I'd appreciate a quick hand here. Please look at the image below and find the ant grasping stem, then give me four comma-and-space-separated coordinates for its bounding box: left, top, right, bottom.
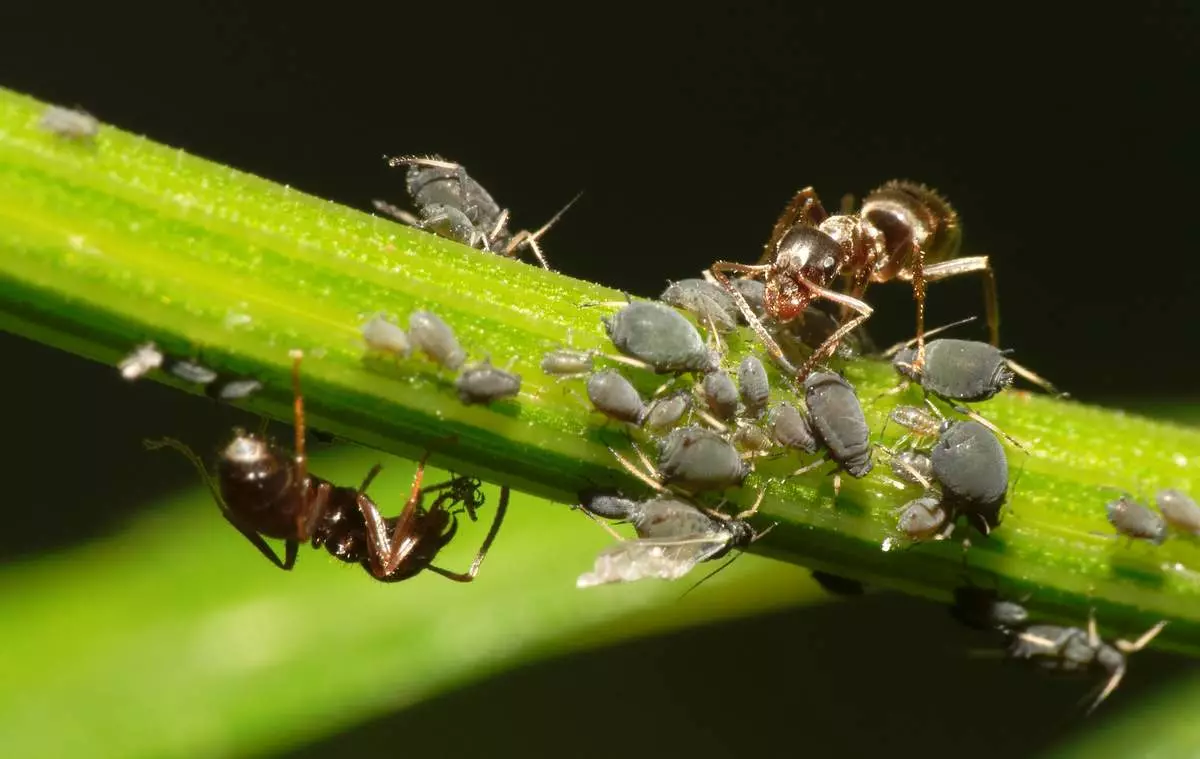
145, 350, 508, 583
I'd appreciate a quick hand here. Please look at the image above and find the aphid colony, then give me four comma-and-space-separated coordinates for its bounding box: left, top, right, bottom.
113, 166, 1187, 717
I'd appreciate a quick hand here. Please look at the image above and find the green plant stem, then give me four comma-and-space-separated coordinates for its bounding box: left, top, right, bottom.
2, 86, 1200, 651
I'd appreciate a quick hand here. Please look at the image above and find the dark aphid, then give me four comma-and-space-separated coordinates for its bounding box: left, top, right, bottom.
660, 278, 738, 333
768, 402, 818, 454
212, 378, 263, 400
146, 350, 508, 583
361, 314, 412, 358
731, 423, 774, 454
586, 370, 647, 425
576, 489, 639, 521
166, 359, 219, 386
891, 449, 934, 486
118, 342, 163, 381
602, 301, 717, 374
576, 494, 759, 587
1009, 612, 1167, 714
737, 356, 770, 419
774, 306, 862, 361
643, 392, 692, 433
701, 371, 739, 421
541, 348, 595, 377
893, 338, 1058, 402
930, 420, 1009, 535
408, 310, 466, 371
803, 371, 872, 477
810, 570, 866, 596
896, 495, 951, 541
1158, 488, 1200, 536
950, 585, 1029, 633
455, 359, 522, 405
38, 105, 99, 142
1105, 495, 1167, 545
656, 425, 751, 492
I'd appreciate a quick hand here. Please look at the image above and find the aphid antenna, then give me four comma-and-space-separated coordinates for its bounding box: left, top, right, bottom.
574, 502, 627, 541
880, 316, 980, 358
384, 153, 457, 170
1004, 356, 1064, 397
371, 199, 421, 226
948, 403, 1033, 454
506, 190, 584, 264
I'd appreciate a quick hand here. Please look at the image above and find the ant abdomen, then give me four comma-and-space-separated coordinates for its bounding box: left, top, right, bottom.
216, 433, 306, 539
861, 180, 962, 271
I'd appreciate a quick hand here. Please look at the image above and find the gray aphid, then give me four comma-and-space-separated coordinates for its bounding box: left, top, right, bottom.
1157, 488, 1200, 535
737, 356, 770, 418
803, 372, 872, 477
602, 301, 717, 374
216, 379, 263, 400
657, 425, 750, 492
38, 105, 99, 142
701, 371, 739, 421
643, 392, 691, 433
768, 402, 818, 454
732, 423, 774, 453
660, 278, 738, 332
893, 339, 1014, 403
408, 310, 466, 371
1106, 495, 1167, 545
168, 360, 219, 385
586, 370, 646, 424
896, 496, 950, 541
541, 348, 594, 376
455, 359, 522, 405
930, 420, 1008, 532
361, 315, 412, 357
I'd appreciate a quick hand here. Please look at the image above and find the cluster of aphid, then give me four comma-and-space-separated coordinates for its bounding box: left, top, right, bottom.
79, 137, 1178, 715
118, 341, 263, 400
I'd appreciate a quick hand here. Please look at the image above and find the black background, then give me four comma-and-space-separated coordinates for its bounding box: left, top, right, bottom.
1, 3, 1197, 757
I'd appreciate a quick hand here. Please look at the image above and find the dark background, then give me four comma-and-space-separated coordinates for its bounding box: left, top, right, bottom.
1, 3, 1197, 758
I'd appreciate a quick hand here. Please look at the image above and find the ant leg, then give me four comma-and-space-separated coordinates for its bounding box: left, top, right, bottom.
909, 245, 929, 368
1115, 620, 1169, 653
356, 453, 432, 578
144, 436, 300, 570
709, 261, 800, 377
287, 349, 315, 538
761, 187, 830, 263
916, 256, 1000, 347
796, 282, 874, 379
428, 485, 511, 582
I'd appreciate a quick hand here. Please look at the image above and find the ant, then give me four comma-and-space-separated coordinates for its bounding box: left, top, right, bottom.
145, 350, 508, 583
709, 180, 998, 379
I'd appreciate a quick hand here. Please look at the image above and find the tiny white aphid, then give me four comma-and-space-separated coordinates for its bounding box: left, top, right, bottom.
361, 314, 411, 357
118, 342, 163, 381
37, 105, 99, 142
217, 379, 263, 400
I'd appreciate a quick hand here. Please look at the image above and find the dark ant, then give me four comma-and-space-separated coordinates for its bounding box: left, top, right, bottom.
145, 350, 508, 583
709, 180, 998, 379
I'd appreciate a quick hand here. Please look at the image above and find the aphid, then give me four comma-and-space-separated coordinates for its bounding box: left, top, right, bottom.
1009, 611, 1167, 714
767, 402, 818, 454
891, 338, 1058, 402
540, 348, 596, 378
890, 449, 934, 487
710, 181, 998, 378
886, 404, 942, 446
361, 314, 412, 358
455, 358, 522, 405
575, 493, 761, 587
801, 371, 872, 478
659, 278, 738, 333
118, 342, 163, 381
810, 570, 866, 596
377, 155, 577, 270
731, 423, 774, 454
1105, 495, 1167, 545
701, 371, 739, 421
643, 392, 692, 433
145, 351, 508, 582
212, 378, 263, 400
950, 585, 1029, 634
1157, 488, 1200, 536
896, 496, 951, 541
37, 105, 99, 142
601, 301, 717, 374
655, 426, 752, 493
166, 359, 219, 386
737, 356, 770, 419
408, 310, 466, 371
929, 420, 1010, 535
586, 370, 647, 425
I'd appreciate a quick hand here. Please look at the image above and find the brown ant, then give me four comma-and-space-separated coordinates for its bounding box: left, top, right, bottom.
145, 350, 508, 583
709, 180, 998, 379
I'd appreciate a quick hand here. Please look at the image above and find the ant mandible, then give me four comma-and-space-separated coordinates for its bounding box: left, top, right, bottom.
146, 350, 508, 583
709, 181, 998, 378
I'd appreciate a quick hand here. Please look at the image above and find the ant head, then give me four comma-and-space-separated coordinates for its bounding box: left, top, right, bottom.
216, 429, 293, 505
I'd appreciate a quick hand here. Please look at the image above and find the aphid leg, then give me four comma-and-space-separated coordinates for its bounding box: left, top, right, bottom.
371, 199, 421, 226
950, 404, 1032, 453
430, 485, 511, 582
576, 505, 627, 541
885, 446, 934, 490
791, 456, 830, 477
916, 255, 1000, 347
707, 489, 766, 521
796, 283, 874, 380
880, 316, 979, 358
1005, 357, 1063, 397
1085, 667, 1125, 715
143, 436, 300, 570
693, 406, 729, 433
1115, 620, 1169, 653
832, 473, 843, 499
709, 262, 800, 377
608, 446, 667, 492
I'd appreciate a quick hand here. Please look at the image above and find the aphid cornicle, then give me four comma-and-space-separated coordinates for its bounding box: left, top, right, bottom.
146, 351, 508, 584
602, 301, 717, 374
